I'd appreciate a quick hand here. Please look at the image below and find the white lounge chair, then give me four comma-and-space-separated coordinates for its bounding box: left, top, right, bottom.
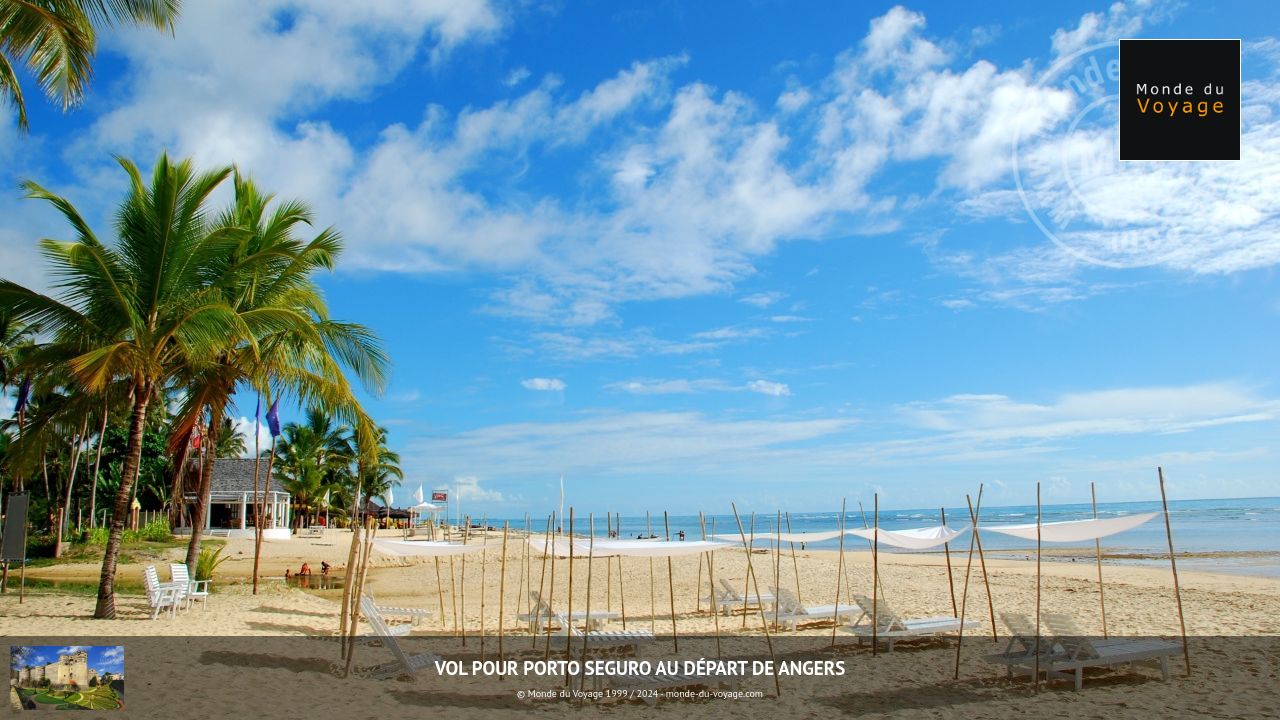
711, 578, 775, 616
985, 612, 1065, 671
1028, 613, 1182, 690
142, 565, 182, 619
844, 593, 980, 651
519, 591, 619, 633
550, 611, 655, 653
354, 595, 441, 680
169, 562, 210, 609
366, 590, 432, 626
768, 586, 860, 631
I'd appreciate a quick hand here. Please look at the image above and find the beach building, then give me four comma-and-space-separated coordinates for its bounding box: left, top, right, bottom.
13, 650, 97, 690
176, 458, 292, 540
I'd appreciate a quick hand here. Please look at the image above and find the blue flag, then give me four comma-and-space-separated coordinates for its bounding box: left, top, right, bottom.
14, 376, 31, 416
266, 399, 281, 438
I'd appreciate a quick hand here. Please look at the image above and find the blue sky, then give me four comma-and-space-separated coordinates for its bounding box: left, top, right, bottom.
10, 645, 124, 677
2, 1, 1278, 515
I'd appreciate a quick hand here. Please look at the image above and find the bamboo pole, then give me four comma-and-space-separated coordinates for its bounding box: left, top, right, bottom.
461, 515, 469, 646
1159, 467, 1192, 676
580, 514, 595, 691
871, 494, 879, 656
537, 514, 552, 653
743, 513, 757, 630
606, 512, 613, 612
969, 485, 997, 640
773, 510, 782, 631
617, 551, 627, 629
954, 492, 979, 680
695, 516, 704, 613
543, 512, 557, 660
857, 502, 888, 600
1091, 482, 1108, 638
1035, 482, 1042, 692
449, 554, 458, 636
663, 511, 678, 650
646, 511, 656, 634
700, 512, 721, 658
480, 516, 488, 659
433, 554, 446, 631
566, 507, 575, 675
731, 502, 781, 698
500, 521, 509, 671
941, 506, 957, 617
831, 499, 848, 647
785, 512, 802, 606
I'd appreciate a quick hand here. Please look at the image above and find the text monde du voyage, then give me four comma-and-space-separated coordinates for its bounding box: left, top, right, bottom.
1134, 82, 1230, 118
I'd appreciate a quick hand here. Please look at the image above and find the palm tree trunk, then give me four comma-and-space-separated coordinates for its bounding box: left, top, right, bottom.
88, 396, 108, 528
93, 379, 152, 619
185, 408, 222, 569
251, 436, 278, 592
55, 416, 90, 557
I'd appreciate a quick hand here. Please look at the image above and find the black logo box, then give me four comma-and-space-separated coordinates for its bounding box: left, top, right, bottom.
1119, 39, 1241, 161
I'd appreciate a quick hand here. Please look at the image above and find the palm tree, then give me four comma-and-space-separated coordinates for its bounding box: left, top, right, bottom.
213, 416, 244, 458
273, 407, 354, 528
172, 173, 387, 569
0, 153, 245, 618
0, 0, 179, 131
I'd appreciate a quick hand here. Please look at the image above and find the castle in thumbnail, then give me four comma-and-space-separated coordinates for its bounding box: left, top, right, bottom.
11, 650, 99, 689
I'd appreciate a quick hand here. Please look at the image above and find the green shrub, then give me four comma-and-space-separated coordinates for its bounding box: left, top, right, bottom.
194, 545, 228, 582
132, 517, 172, 542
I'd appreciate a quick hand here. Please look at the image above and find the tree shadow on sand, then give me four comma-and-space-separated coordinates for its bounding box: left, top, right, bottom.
199, 650, 336, 676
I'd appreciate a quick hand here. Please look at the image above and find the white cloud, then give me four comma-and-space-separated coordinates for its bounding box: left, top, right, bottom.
230, 415, 272, 457
521, 377, 566, 391
739, 291, 786, 307
454, 475, 505, 502
1050, 0, 1171, 59
746, 380, 791, 397
503, 66, 531, 87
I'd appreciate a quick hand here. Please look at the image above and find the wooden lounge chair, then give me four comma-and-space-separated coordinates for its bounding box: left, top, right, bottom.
142, 565, 183, 619
1029, 613, 1182, 690
519, 591, 619, 633
354, 595, 441, 680
768, 586, 860, 631
550, 611, 655, 652
366, 590, 432, 626
710, 578, 775, 616
844, 593, 980, 650
169, 562, 210, 610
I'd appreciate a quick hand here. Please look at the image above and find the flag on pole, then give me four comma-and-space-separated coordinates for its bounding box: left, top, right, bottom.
414, 485, 424, 504
323, 489, 331, 508
384, 487, 394, 508
265, 399, 281, 437
14, 376, 31, 416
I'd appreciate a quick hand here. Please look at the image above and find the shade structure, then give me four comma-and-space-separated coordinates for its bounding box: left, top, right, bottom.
845, 524, 970, 550
712, 529, 847, 544
372, 539, 486, 557
529, 537, 730, 558
984, 512, 1158, 543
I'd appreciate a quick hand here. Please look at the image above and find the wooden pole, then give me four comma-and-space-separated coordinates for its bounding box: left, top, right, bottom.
968, 486, 997, 640
695, 515, 704, 613
1091, 482, 1108, 638
537, 514, 552, 652
731, 502, 781, 698
785, 512, 802, 606
566, 507, 575, 676
700, 512, 721, 658
544, 512, 557, 659
480, 516, 489, 659
941, 507, 957, 617
743, 513, 756, 630
1159, 467, 1192, 676
773, 510, 782, 631
433, 554, 446, 631
858, 502, 888, 600
461, 515, 469, 647
871, 494, 879, 656
646, 511, 656, 634
499, 521, 509, 671
1035, 482, 1042, 692
606, 511, 613, 612
663, 511, 679, 650
831, 499, 848, 647
580, 514, 595, 690
954, 492, 979, 679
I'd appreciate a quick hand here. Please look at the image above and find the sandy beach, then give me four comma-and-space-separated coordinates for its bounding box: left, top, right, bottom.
5, 529, 1278, 718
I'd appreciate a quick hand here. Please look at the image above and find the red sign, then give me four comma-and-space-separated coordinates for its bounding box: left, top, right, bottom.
431, 492, 447, 502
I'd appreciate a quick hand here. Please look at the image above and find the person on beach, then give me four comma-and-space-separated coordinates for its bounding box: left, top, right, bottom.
321, 561, 331, 576
285, 569, 291, 581
299, 563, 312, 576
678, 530, 686, 541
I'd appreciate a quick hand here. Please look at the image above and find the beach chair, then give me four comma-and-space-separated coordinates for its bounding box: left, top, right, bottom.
1027, 613, 1181, 690
985, 612, 1066, 673
550, 611, 655, 653
519, 591, 619, 633
768, 586, 860, 631
711, 578, 775, 616
169, 562, 210, 609
142, 565, 183, 620
354, 595, 441, 680
366, 590, 432, 627
299, 526, 325, 538
844, 593, 980, 651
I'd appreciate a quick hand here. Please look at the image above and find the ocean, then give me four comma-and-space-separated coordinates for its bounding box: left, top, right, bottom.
487, 497, 1280, 578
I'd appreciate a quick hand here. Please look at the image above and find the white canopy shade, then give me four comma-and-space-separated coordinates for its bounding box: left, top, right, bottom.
712, 529, 848, 544
372, 539, 486, 557
844, 524, 970, 550
984, 512, 1159, 543
529, 537, 730, 558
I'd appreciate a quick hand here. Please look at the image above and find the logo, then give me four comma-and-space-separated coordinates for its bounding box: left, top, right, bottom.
1120, 39, 1241, 160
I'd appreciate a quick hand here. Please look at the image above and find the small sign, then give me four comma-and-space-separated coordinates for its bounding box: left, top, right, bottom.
1, 493, 28, 562
1120, 39, 1241, 160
